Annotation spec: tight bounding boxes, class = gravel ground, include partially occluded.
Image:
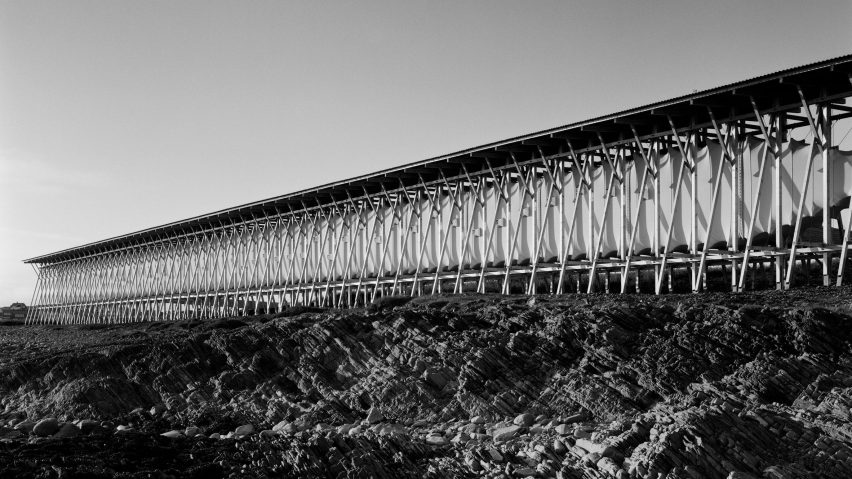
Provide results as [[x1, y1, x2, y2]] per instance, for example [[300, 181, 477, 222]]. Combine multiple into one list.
[[1, 287, 852, 478]]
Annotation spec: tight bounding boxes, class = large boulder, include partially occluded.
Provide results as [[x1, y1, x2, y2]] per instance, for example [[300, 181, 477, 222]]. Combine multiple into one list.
[[32, 418, 59, 437]]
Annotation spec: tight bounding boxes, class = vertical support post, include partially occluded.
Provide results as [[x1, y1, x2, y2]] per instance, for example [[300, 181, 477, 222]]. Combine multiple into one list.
[[737, 112, 775, 291], [656, 126, 693, 295], [731, 124, 741, 291], [784, 140, 820, 289], [694, 111, 734, 293], [556, 148, 590, 294], [775, 113, 785, 289], [690, 133, 698, 288], [822, 103, 832, 286], [621, 132, 655, 293]]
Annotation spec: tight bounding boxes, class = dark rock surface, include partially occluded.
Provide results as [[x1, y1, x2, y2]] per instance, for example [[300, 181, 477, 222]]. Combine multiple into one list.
[[1, 287, 851, 477]]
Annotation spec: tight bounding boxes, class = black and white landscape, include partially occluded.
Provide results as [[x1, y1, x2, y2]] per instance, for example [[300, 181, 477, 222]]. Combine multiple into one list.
[[3, 2, 852, 479]]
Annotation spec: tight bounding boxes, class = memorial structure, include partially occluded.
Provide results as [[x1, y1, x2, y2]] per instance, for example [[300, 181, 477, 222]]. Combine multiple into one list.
[[24, 55, 852, 324]]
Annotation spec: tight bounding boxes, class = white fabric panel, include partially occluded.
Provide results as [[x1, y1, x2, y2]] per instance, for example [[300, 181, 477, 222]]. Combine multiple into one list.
[[659, 149, 689, 248], [691, 144, 708, 247], [632, 152, 655, 253], [744, 138, 773, 236], [423, 203, 439, 270], [540, 170, 561, 261], [414, 202, 429, 272], [829, 147, 852, 206], [697, 141, 729, 246], [355, 213, 368, 277], [783, 139, 816, 221], [592, 161, 602, 254], [464, 189, 483, 267], [569, 164, 590, 258], [328, 217, 341, 279], [833, 148, 852, 232], [486, 184, 506, 266], [467, 190, 485, 267], [596, 160, 620, 256], [493, 183, 504, 266], [517, 179, 533, 263], [400, 203, 417, 274], [439, 194, 456, 269]]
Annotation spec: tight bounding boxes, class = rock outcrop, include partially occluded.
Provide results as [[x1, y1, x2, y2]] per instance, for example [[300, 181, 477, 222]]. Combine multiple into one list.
[[0, 287, 851, 477]]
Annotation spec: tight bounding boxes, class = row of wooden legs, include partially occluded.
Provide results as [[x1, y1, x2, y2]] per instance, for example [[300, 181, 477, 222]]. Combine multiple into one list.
[[28, 254, 847, 324]]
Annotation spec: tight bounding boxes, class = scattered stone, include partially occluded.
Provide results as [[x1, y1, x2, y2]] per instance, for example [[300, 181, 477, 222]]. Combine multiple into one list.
[[425, 434, 447, 445], [149, 405, 166, 416], [464, 454, 482, 472], [259, 429, 276, 438], [32, 418, 59, 437], [161, 430, 183, 439], [13, 421, 35, 434], [470, 415, 487, 424], [514, 466, 536, 477], [574, 438, 620, 460], [234, 424, 254, 436], [272, 420, 289, 432], [563, 413, 585, 424], [209, 433, 221, 440], [378, 424, 406, 436], [582, 452, 601, 468], [184, 426, 201, 437], [513, 413, 535, 427], [492, 425, 522, 442], [553, 438, 567, 454], [366, 406, 384, 424], [596, 456, 620, 476]]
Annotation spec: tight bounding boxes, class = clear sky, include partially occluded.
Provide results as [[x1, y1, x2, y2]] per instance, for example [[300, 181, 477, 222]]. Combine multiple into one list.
[[1, 0, 851, 305]]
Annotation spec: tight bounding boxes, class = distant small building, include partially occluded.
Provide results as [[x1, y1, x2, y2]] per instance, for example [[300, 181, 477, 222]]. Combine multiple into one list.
[[0, 303, 27, 321]]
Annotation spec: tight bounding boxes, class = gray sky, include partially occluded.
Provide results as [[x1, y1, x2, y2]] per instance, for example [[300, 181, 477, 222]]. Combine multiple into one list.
[[2, 0, 851, 305]]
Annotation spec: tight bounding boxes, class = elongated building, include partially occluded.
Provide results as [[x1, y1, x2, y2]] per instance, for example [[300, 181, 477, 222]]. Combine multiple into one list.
[[24, 55, 852, 324]]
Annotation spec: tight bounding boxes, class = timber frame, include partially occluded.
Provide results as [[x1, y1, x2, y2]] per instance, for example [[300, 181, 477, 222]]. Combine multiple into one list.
[[23, 54, 852, 324]]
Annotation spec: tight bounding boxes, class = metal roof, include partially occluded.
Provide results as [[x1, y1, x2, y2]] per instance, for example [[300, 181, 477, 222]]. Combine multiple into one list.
[[25, 54, 852, 264]]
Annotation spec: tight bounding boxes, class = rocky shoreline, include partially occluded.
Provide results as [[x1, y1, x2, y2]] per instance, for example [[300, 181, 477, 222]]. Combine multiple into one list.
[[1, 288, 851, 478]]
